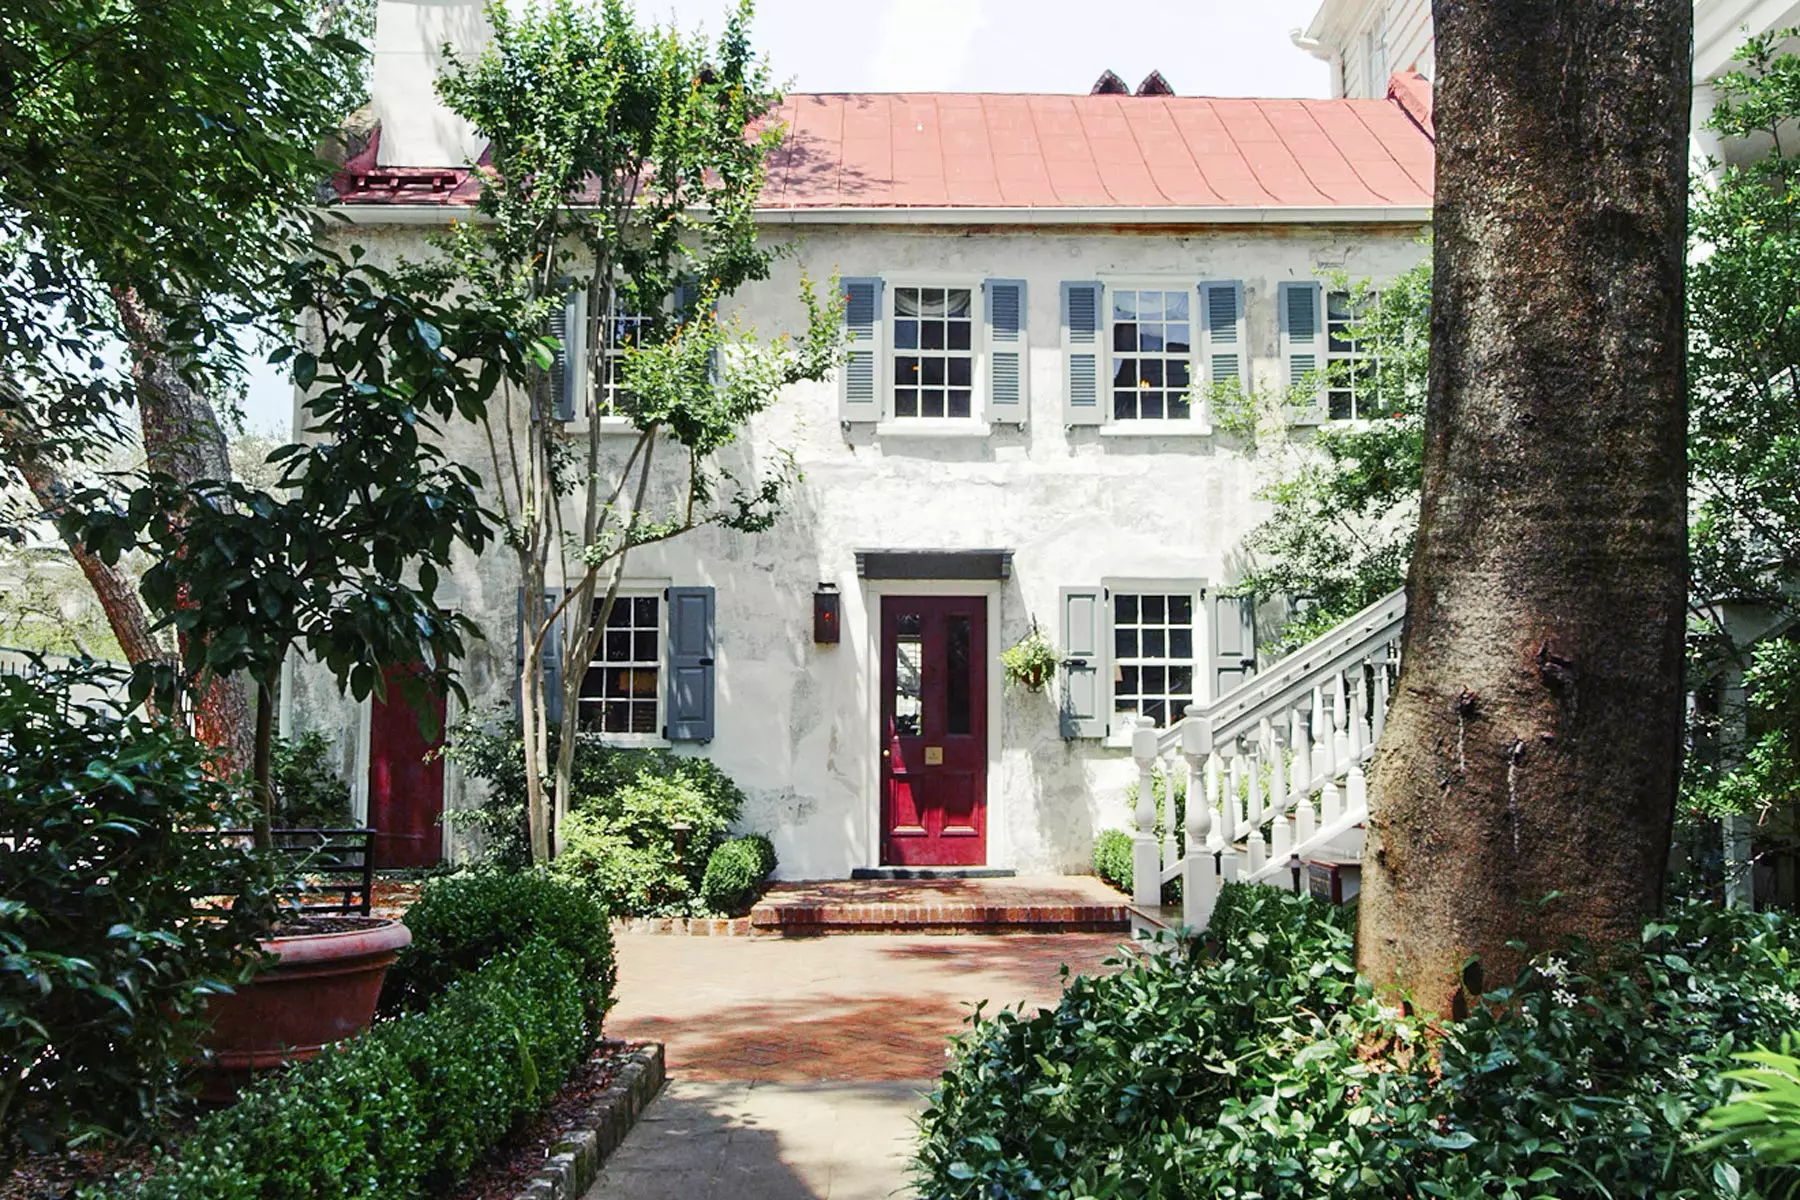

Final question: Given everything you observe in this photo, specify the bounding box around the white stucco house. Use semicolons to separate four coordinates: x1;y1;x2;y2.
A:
287;0;1435;881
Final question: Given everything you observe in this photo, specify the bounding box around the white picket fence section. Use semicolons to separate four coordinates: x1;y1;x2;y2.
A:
1126;589;1408;929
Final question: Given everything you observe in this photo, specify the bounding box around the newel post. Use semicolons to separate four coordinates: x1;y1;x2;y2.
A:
1181;708;1217;929
1131;717;1162;909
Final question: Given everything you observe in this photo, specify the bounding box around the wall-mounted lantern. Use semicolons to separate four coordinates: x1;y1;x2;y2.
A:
813;583;840;644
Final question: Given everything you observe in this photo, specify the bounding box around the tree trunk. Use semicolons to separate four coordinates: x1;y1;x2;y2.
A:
1357;0;1690;1014
114;286;257;777
12;449;165;666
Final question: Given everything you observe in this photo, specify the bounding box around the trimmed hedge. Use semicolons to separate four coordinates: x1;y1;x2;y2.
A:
699;834;777;915
380;870;615;1030
1091;828;1133;894
125;939;585;1199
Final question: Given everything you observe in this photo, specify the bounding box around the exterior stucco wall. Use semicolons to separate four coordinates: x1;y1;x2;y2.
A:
287;218;1429;879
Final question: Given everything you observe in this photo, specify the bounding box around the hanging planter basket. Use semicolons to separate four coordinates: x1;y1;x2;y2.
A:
1002;624;1060;695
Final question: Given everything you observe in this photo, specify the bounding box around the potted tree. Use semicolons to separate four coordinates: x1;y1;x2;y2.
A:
1002;623;1060;694
66;255;539;1094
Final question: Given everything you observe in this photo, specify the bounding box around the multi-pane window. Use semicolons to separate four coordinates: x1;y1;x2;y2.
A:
893;287;974;419
1111;289;1193;419
590;306;649;416
1112;592;1197;727
1326;290;1378;421
579;595;660;735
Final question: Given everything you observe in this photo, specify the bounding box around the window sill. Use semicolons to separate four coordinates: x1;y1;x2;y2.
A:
586;733;673;749
559;416;644;438
1097;422;1214;438
873;419;993;439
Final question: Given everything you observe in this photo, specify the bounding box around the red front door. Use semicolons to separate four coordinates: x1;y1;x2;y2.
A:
366;665;446;869
881;596;987;866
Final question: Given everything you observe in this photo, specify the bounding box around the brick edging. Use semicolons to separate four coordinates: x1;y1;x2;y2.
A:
512;1042;666;1200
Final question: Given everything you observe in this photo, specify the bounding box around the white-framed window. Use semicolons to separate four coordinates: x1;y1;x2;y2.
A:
1326;289;1378;421
1110;589;1199;728
1109;288;1194;421
579;593;664;736
891;285;977;419
591;304;651;418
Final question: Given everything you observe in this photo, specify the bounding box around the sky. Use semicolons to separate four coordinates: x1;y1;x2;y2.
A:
237;0;1331;431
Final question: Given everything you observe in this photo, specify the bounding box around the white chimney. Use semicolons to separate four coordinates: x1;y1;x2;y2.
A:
369;0;492;168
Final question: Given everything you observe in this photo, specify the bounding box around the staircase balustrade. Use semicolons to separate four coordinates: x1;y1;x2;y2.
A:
1127;588;1407;930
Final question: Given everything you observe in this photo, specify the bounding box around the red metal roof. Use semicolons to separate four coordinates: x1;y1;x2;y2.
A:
335;80;1435;213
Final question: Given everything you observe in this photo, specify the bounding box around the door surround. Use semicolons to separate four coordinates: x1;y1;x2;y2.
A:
861;578;1004;871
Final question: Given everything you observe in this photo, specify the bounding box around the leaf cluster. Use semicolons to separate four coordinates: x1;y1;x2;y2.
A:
0;661;284;1157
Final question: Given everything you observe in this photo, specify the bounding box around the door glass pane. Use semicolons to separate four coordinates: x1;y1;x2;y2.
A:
894;615;924;737
946;615;971;735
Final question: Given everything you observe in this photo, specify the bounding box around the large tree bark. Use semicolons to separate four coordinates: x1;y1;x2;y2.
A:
1357;0;1690;1014
115;287;257;777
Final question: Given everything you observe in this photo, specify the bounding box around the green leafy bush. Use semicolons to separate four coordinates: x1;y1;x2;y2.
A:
700;834;778;915
917;885;1798;1199
441;713;532;870
269;731;353;829
123;939;584;1199
1091;828;1133;894
0;662;284;1157
379;870;614;1031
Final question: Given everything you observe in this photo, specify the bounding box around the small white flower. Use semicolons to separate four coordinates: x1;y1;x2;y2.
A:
1553;988;1578;1007
1541;956;1569;983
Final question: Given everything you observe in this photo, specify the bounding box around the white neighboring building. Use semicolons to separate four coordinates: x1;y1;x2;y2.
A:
289;0;1434;879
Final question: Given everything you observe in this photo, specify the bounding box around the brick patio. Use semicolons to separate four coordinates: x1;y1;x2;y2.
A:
746;874;1130;936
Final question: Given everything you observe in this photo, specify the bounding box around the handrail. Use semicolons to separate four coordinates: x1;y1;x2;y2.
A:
1155;587;1407;755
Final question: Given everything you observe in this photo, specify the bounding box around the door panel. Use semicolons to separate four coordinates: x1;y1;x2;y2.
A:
367;665;446;869
881;596;987;865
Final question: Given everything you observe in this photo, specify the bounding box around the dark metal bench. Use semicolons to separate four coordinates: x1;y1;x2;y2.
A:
212;827;378;916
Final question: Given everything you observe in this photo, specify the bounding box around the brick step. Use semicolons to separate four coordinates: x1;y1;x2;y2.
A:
746;877;1131;937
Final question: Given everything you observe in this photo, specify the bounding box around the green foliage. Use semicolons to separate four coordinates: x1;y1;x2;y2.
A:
1701;1039;1800;1195
1000;624;1059;692
441;713;534;871
269;732;352;829
552;759;740;916
121;939;585;1200
1239;257;1430;653
1090;828;1134;894
379;870;614;1034
699;834;778;915
917;886;1800;1199
0;661;283;1155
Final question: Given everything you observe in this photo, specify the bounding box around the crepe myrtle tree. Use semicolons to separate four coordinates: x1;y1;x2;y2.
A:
434;0;842;863
64;253;542;846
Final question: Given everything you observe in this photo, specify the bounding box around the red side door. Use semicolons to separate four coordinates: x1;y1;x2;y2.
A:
366;665;446;869
881;596;987;866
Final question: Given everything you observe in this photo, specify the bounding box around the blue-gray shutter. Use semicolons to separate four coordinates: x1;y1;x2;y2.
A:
665;586;715;741
1279;281;1324;418
839;277;883;422
1200;280;1245;389
1059;586;1109;738
516;588;565;724
984;278;1028;423
672;279;720;387
1061;281;1104;425
1212;593;1257;698
547;289;582;422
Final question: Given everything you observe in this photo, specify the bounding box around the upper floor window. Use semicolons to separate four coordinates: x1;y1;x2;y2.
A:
591;306;650;417
892;287;975;419
1110;289;1193;420
1326;290;1378;421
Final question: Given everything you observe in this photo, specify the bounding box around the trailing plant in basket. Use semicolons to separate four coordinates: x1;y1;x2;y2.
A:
1001;624;1058;693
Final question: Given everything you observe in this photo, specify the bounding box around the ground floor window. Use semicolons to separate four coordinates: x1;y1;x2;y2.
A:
1111;590;1198;727
579;594;662;734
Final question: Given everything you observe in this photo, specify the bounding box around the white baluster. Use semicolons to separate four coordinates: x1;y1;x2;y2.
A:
1131;717;1161;909
1263;717;1292;878
1230;742;1252;879
1161;747;1180;870
1242;736;1266;877
1311;684;1332;791
1210;744;1235;884
1348;664;1368;763
1291;704;1317;847
1181;709;1217;929
1373;647;1393;742
1331;672;1352;821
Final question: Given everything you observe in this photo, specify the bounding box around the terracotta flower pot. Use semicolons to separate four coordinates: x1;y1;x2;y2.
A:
198;918;411;1102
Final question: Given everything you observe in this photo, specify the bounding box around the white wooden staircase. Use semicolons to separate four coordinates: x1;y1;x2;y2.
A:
1123;588;1406;936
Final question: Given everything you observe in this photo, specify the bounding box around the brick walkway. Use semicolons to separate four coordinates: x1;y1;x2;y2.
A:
588;931;1125;1198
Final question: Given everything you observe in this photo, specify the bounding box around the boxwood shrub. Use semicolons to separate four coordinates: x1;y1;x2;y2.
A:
1090;828;1133;894
699;833;778;915
917;884;1798;1198
379;869;615;1030
121;938;584;1199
